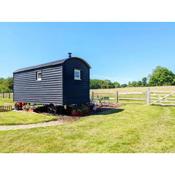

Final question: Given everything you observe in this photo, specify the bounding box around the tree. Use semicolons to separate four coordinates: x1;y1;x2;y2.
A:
149;66;175;86
128;81;132;87
6;77;13;91
128;81;138;87
142;77;147;86
137;81;142;87
90;79;115;89
90;79;119;89
90;79;101;89
89;66;175;89
120;84;127;88
0;77;13;92
113;81;120;88
173;78;175;85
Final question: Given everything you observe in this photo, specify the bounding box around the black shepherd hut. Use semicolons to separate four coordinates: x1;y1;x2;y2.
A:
13;53;91;106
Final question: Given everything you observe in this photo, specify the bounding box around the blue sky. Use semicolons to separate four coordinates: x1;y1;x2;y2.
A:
0;22;175;83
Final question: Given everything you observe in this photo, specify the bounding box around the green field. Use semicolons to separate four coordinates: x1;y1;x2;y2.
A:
0;98;57;125
91;86;175;104
0;104;175;152
91;86;175;93
0;86;175;152
0;98;14;106
0;111;57;125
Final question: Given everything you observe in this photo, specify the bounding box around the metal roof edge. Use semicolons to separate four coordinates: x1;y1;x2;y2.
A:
14;57;91;73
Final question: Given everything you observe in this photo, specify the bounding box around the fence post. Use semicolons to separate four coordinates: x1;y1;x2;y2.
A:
116;91;119;103
91;91;94;102
146;88;151;105
2;92;4;98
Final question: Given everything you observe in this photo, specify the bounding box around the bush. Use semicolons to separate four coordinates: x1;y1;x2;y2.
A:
28;103;93;116
22;104;30;111
149;66;175;86
15;102;27;110
67;104;92;116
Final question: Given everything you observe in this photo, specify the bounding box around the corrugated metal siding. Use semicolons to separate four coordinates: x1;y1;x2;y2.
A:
14;65;63;105
63;58;90;105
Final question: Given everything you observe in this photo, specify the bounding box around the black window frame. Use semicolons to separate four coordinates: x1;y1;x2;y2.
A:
36;70;42;81
74;69;81;80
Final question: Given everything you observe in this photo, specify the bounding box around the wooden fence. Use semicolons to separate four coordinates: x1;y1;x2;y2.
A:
0;92;13;99
1;91;175;106
148;89;175;106
91;88;175;106
91;91;146;105
0;105;13;112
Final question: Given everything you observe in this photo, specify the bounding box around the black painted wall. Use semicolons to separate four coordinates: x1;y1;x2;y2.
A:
14;65;63;105
13;57;90;106
63;58;90;105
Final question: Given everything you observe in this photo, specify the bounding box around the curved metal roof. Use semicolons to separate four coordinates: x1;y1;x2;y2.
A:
14;57;91;73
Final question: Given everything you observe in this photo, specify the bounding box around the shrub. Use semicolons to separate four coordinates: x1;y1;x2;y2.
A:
15;102;27;110
69;104;91;116
22;104;30;111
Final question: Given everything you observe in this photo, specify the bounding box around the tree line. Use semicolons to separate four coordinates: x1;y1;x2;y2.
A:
0;77;13;92
90;66;175;89
0;66;175;92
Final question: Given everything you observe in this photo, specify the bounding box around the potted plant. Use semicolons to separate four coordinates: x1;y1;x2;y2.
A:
22;104;30;111
71;109;81;116
28;106;35;112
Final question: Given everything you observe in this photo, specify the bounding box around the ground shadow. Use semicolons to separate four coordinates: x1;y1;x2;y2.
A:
92;108;124;115
151;104;175;107
0;110;12;113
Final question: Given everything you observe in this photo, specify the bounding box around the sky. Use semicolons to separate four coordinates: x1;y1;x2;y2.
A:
0;22;175;84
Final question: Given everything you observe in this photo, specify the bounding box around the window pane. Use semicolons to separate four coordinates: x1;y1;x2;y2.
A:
37;71;42;81
74;69;81;80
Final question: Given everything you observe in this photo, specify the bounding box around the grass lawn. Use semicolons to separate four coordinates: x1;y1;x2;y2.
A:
0;98;57;125
0;111;57;125
0;98;14;106
91;86;175;93
0;104;175;153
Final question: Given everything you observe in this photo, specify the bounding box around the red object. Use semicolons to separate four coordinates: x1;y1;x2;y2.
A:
28;108;33;112
15;102;27;110
71;110;81;116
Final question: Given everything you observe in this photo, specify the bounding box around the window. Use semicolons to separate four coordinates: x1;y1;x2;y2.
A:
36;71;42;81
74;69;81;80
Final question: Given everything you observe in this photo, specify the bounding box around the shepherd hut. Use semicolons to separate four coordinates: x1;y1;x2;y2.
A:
13;53;91;106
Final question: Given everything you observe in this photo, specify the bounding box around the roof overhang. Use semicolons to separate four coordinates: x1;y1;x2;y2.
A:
14;57;91;74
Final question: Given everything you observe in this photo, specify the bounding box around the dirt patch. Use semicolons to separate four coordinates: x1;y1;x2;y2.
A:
58;116;80;122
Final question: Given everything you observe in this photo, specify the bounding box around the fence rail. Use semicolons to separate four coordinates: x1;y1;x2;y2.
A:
91;91;146;105
0;105;13;112
0;93;13;99
1;91;175;106
91;89;175;106
149;90;175;106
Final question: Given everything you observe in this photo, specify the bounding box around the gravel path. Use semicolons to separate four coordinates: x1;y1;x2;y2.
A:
0;120;64;131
